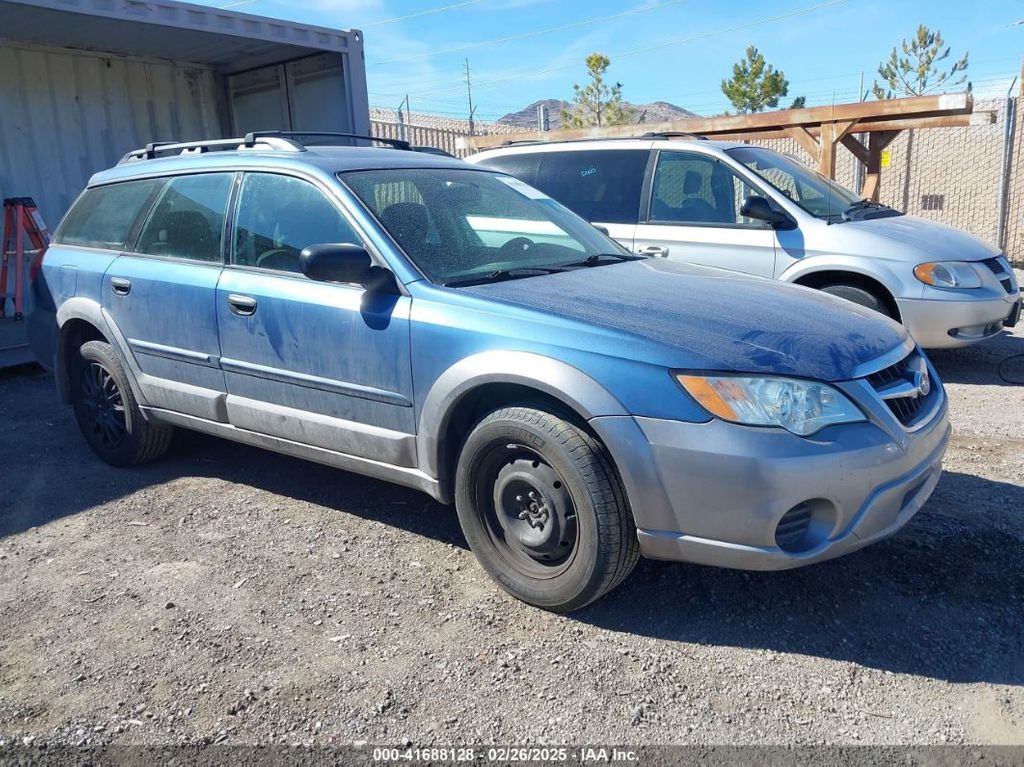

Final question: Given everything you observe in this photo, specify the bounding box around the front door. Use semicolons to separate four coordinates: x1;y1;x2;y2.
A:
103;172;233;420
633;150;777;277
215;172;416;467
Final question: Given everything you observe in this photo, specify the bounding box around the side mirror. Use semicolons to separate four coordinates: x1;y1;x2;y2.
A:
740;195;793;228
300;243;375;285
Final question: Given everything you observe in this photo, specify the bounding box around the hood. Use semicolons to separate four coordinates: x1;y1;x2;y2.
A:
463;259;909;382
848;215;1000;260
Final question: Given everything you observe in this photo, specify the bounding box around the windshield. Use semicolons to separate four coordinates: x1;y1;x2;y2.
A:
726;146;861;220
340;167;631;285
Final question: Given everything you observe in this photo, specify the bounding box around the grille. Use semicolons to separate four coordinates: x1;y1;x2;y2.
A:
775;503;812;552
866;350;935;426
979;257;1014;294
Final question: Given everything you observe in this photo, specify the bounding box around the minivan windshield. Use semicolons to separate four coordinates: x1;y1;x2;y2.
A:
726;146;864;221
340;168;634;285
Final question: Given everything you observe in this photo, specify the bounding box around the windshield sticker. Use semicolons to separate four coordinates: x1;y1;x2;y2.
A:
496;175;549;200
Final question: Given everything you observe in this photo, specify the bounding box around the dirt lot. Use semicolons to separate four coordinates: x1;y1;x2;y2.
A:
1;323;1022;750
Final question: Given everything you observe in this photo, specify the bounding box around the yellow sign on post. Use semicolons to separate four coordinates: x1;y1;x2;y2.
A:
880;149;892;168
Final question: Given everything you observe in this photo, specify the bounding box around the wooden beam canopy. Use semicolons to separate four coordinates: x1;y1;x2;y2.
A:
459;92;989;201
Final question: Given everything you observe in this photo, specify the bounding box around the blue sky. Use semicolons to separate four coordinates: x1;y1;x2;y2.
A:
203;0;1023;120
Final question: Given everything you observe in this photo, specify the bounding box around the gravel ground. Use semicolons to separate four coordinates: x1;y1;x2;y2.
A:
0;322;1022;750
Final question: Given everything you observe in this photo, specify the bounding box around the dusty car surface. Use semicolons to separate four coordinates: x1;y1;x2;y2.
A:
470;138;1021;349
30;132;950;611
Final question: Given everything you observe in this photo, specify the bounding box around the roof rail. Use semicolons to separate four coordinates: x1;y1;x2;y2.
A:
118;131;414;164
641;131;707;141
244;131;412;151
495;133;703;149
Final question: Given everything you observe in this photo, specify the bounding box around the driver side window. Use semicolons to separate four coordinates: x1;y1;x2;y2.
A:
232;173;362;273
649;152;762;227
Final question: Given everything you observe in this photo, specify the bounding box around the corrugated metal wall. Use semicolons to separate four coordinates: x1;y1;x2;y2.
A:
0;42;224;228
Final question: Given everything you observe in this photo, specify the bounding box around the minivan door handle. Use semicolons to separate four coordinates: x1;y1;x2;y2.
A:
637;245;669;258
110;277;131;296
227;294;257;316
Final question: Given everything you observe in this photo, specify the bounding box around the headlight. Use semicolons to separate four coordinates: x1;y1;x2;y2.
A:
913;261;982;289
675;373;865;436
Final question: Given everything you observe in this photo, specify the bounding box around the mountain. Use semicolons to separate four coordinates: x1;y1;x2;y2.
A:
498;99;698;130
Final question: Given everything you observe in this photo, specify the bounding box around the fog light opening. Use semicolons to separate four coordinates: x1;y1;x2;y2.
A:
774;499;837;553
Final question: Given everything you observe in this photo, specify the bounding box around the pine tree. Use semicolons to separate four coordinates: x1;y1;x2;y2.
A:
872;25;969;99
720;46;790;113
560;53;636;128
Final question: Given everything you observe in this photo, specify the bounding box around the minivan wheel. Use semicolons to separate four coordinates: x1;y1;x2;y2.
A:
454;406;639;612
71;340;173;467
818;282;893;318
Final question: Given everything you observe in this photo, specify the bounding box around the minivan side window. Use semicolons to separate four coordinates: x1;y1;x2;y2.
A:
56;179;164;250
136;173;234;262
649;152;762;227
491;150;647;225
232;173;362;274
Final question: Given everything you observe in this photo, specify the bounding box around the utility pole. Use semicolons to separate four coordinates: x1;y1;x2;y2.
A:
464;59;477;136
397;94;410;143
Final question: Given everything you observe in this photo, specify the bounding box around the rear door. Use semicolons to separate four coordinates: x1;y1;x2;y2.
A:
633;150;777;276
103;172;233;421
479;148;647;250
215;171;416;466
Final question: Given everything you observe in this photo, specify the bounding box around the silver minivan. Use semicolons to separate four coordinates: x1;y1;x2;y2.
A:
469;138;1021;348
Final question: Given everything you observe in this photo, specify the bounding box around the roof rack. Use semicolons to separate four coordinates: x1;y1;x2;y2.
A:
118;131;414;164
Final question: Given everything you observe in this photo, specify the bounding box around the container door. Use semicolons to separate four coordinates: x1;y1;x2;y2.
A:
227;53;350;133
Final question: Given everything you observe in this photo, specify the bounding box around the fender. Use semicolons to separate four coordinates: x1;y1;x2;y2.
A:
416;350;629;483
778;254;906;294
55;297;150;409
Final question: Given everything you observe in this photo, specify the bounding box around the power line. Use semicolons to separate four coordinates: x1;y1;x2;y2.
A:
361;0;487;28
371;0;689;66
411;0;851;98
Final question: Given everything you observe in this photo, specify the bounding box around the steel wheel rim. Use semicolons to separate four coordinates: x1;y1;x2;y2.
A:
474;442;579;580
80;361;127;449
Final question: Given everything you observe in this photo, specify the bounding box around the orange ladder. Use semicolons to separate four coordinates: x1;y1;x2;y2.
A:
1;197;50;321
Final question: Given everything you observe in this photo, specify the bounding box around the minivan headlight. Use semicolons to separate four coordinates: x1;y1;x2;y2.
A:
675;374;865;436
913;261;982;289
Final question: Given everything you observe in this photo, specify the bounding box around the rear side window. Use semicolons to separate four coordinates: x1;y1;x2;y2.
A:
56;179;163;250
136;173;234;262
493;149;647;225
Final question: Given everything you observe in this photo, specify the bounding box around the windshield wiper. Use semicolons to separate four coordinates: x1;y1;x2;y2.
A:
443;266;566;287
841;198;899;222
564;253;642;268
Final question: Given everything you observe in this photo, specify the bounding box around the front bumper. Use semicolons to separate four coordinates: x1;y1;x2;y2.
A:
590;383;950;571
897;290;1020;349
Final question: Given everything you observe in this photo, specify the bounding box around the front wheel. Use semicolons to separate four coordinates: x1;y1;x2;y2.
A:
818;282;894;319
454;405;639;612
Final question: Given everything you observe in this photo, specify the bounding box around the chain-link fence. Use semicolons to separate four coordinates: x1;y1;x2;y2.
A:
370;107;529;158
749;97;1022;264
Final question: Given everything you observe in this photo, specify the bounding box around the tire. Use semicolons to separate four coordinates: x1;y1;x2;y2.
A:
454;405;640;612
70;340;173;467
818;282;893;318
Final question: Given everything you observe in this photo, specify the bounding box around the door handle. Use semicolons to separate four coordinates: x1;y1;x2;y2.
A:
637;245;669;258
227;294;257;316
110;277;131;296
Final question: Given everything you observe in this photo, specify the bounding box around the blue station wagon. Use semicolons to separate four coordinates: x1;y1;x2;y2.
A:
29;133;951;611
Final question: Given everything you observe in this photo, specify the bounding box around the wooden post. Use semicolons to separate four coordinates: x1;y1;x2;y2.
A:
819;123;837;178
861;130;898;201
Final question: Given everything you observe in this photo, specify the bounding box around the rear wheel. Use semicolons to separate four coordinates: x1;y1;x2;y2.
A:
71;340;173;467
818;282;893;318
454;405;639;612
